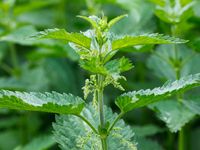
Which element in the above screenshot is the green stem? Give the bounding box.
[178,129,184,150]
[101,139,107,150]
[98,74,105,128]
[97,74,107,150]
[171,24,185,150]
[75,114,98,134]
[108,112,124,134]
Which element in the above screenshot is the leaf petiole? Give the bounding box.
[107,112,124,134]
[75,114,98,134]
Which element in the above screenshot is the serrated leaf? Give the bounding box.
[53,104,137,150]
[183,98,200,115]
[33,28,91,49]
[105,57,133,74]
[0,90,85,114]
[81,56,133,76]
[115,73,200,112]
[112,33,187,50]
[80,57,107,74]
[149,100,195,132]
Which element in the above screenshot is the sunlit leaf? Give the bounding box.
[33,28,91,49]
[112,33,187,50]
[0,90,85,114]
[116,73,200,112]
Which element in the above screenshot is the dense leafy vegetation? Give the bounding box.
[0,0,200,150]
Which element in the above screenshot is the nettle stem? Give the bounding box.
[97,74,108,150]
[98,74,105,127]
[178,128,185,150]
[171,24,185,150]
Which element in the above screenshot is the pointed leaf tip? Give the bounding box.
[108,14,128,28]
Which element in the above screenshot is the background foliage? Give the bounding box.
[0,0,200,149]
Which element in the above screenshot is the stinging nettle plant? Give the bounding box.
[0,14,200,149]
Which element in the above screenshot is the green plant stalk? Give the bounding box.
[108,112,124,134]
[97,74,107,150]
[178,129,184,150]
[171,24,186,150]
[75,114,98,134]
[101,139,107,150]
[98,74,105,127]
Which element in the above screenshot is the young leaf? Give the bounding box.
[108,14,128,29]
[0,90,85,114]
[149,100,195,132]
[105,57,133,74]
[115,73,200,112]
[33,28,91,49]
[77,15,99,29]
[53,104,137,150]
[112,33,187,50]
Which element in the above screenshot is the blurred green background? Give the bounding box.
[0,0,200,149]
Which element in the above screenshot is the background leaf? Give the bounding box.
[15,134,56,150]
[149,100,195,132]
